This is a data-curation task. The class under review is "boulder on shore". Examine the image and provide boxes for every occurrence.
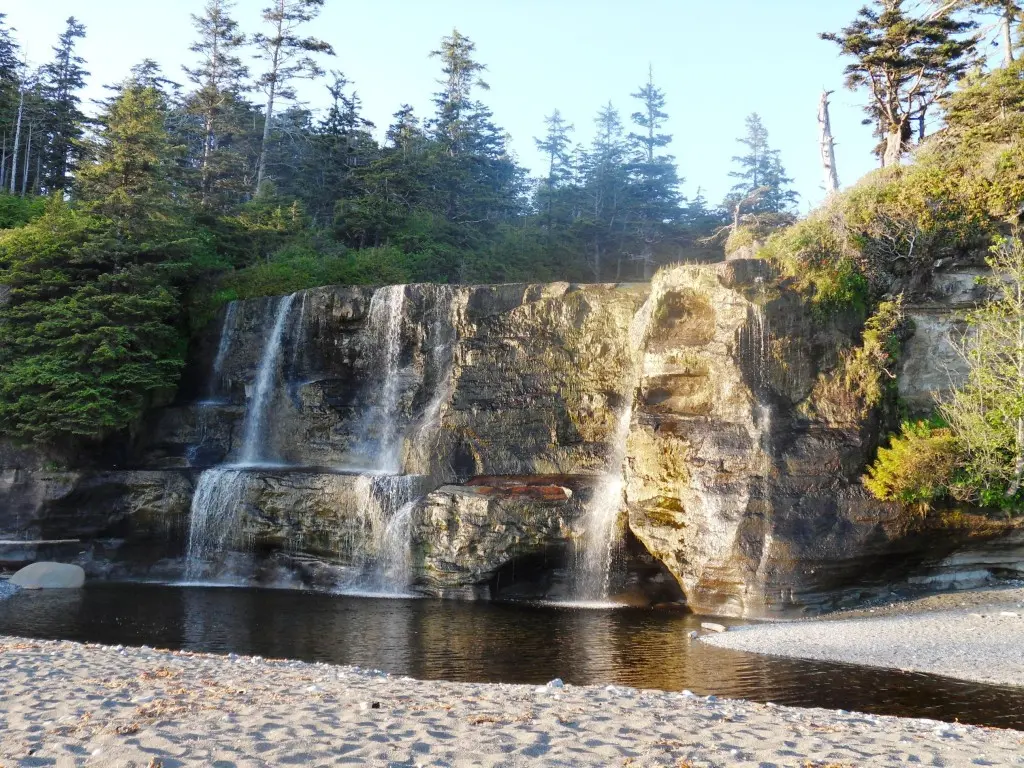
[10,562,85,590]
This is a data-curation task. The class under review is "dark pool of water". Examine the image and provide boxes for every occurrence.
[2,583,1023,730]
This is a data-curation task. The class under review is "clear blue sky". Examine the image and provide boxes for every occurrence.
[6,0,884,209]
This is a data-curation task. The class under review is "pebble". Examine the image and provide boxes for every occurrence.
[547,678,565,688]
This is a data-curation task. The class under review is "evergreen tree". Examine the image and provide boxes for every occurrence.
[726,113,798,214]
[296,72,377,225]
[77,78,189,243]
[252,0,334,193]
[183,0,250,209]
[0,78,195,445]
[39,17,88,193]
[427,30,523,229]
[533,109,574,227]
[577,102,630,280]
[535,109,574,189]
[339,105,427,248]
[937,1,1021,66]
[822,0,978,166]
[626,67,682,275]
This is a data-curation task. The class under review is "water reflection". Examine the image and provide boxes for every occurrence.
[2,584,1023,730]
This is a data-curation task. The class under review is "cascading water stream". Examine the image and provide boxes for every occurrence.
[574,283,664,603]
[202,301,238,403]
[364,285,407,473]
[354,285,461,595]
[743,303,774,474]
[239,292,297,466]
[407,286,461,477]
[184,293,296,581]
[183,468,248,582]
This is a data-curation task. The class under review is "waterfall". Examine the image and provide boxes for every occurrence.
[364,285,408,473]
[574,284,663,603]
[344,474,422,595]
[743,304,774,475]
[184,468,248,581]
[743,304,770,392]
[238,293,296,466]
[184,294,294,580]
[204,301,238,402]
[407,286,460,477]
[376,500,417,593]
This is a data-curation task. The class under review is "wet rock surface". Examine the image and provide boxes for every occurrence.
[2,262,1022,615]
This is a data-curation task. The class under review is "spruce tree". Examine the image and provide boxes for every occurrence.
[727,113,798,215]
[578,103,629,280]
[937,1,1021,66]
[252,0,334,193]
[626,67,681,275]
[427,30,522,230]
[338,105,427,248]
[533,109,574,227]
[300,72,377,224]
[183,0,250,209]
[0,13,21,190]
[822,0,978,166]
[39,17,88,194]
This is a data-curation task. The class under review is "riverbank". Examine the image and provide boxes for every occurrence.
[1,636,1022,767]
[704,585,1024,689]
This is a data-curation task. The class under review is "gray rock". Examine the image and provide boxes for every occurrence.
[10,562,85,589]
[701,622,728,633]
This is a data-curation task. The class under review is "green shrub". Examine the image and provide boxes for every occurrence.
[865,419,959,509]
[0,193,46,230]
[216,244,415,304]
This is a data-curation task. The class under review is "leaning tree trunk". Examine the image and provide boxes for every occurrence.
[255,84,276,195]
[883,126,904,168]
[818,90,840,196]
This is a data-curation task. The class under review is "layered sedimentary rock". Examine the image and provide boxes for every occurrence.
[2,261,1022,616]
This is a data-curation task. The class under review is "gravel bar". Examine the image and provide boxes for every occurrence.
[704,587,1024,689]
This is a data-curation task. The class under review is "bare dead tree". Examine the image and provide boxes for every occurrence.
[818,90,840,196]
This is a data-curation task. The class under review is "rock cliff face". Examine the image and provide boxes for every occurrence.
[2,261,1021,616]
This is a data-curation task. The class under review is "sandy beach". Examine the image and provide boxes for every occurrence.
[1,635,1023,768]
[704,586,1024,689]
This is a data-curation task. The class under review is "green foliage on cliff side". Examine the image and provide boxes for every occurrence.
[0,193,45,229]
[939,237,1024,511]
[864,419,960,510]
[866,238,1024,515]
[803,298,906,425]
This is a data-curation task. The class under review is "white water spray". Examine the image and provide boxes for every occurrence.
[407,286,461,477]
[364,285,407,472]
[239,293,296,466]
[184,468,248,581]
[575,284,663,602]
